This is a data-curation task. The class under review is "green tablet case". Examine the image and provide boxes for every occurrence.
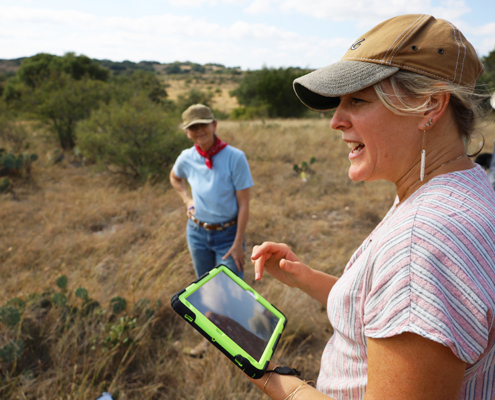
[171,265,287,379]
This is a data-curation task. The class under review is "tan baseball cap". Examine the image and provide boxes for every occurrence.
[182,104,215,129]
[293,14,485,111]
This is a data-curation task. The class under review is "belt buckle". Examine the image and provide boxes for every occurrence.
[203,222,209,230]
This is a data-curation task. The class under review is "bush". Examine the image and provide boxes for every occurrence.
[480,48,495,92]
[230,67,311,118]
[176,88,214,111]
[3,53,110,150]
[230,105,269,120]
[109,71,168,105]
[76,95,189,181]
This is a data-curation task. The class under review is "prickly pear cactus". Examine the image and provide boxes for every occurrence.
[0,150,38,178]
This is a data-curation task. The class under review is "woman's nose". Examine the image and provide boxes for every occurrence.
[330,106,350,131]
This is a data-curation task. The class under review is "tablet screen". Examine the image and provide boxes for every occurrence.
[186,271,280,361]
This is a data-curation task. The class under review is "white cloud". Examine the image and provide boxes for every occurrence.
[243,0,273,14]
[167,0,247,6]
[470,22,495,55]
[244,0,433,22]
[0,4,354,68]
[0,1,492,69]
[431,0,470,21]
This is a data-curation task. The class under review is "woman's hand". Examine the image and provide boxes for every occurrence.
[252,242,339,305]
[186,200,195,218]
[251,242,309,288]
[223,242,245,272]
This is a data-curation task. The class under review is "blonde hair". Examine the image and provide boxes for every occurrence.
[373,70,491,150]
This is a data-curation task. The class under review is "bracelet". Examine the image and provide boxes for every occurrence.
[263,371,274,392]
[283,381,306,400]
[283,380,315,400]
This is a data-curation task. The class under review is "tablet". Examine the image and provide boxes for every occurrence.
[171,265,287,379]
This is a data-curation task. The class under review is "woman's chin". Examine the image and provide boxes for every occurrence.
[348,167,366,182]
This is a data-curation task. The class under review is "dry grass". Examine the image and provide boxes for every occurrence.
[1,116,494,399]
[163,77,240,114]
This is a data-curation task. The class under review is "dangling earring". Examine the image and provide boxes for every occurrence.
[420,130,426,181]
[420,119,433,181]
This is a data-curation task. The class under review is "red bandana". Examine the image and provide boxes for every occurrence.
[195,136,227,169]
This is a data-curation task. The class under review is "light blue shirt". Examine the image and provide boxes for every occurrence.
[173,145,253,223]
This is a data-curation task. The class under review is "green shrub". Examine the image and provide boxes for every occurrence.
[76,95,189,181]
[230,105,269,120]
[3,53,110,150]
[230,67,312,118]
[176,88,214,110]
[479,48,495,91]
[109,71,168,105]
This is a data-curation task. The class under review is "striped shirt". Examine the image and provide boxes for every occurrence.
[317,165,495,399]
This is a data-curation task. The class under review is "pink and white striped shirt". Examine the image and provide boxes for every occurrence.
[318,165,495,399]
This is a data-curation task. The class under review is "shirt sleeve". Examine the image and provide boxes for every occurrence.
[172,151,188,179]
[231,150,254,191]
[363,208,490,364]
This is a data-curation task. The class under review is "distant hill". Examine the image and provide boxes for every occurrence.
[0,56,242,78]
[0,58,25,77]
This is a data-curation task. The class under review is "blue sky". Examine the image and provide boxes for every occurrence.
[0,0,494,70]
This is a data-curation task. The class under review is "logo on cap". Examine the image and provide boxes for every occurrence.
[350,39,365,50]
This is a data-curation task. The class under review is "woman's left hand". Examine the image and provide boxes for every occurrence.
[223,243,245,272]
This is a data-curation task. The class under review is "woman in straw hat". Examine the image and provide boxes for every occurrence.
[248,14,495,400]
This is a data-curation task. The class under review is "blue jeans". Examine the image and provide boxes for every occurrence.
[186,218,244,279]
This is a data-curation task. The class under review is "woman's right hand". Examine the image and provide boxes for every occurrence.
[251,242,310,289]
[186,200,195,218]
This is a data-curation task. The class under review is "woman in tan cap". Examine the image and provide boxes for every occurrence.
[248,14,495,400]
[170,104,253,281]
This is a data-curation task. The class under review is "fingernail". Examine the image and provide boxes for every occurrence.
[255,272,260,280]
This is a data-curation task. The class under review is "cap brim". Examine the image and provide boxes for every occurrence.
[293,60,399,111]
[183,118,215,130]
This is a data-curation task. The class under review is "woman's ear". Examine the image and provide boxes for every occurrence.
[417,90,451,131]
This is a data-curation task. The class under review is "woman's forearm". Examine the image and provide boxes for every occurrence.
[234,188,250,246]
[298,268,339,305]
[170,169,193,206]
[249,362,335,400]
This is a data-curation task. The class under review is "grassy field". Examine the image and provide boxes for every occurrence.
[1,115,494,399]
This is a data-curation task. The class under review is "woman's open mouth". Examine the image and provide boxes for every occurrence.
[347,142,365,154]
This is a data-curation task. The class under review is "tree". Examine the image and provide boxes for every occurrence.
[3,53,110,149]
[76,95,189,181]
[165,63,182,74]
[230,67,311,118]
[479,48,495,92]
[175,88,214,111]
[27,76,109,149]
[109,71,168,105]
[4,52,108,96]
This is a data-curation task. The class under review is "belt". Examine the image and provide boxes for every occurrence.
[190,215,237,231]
